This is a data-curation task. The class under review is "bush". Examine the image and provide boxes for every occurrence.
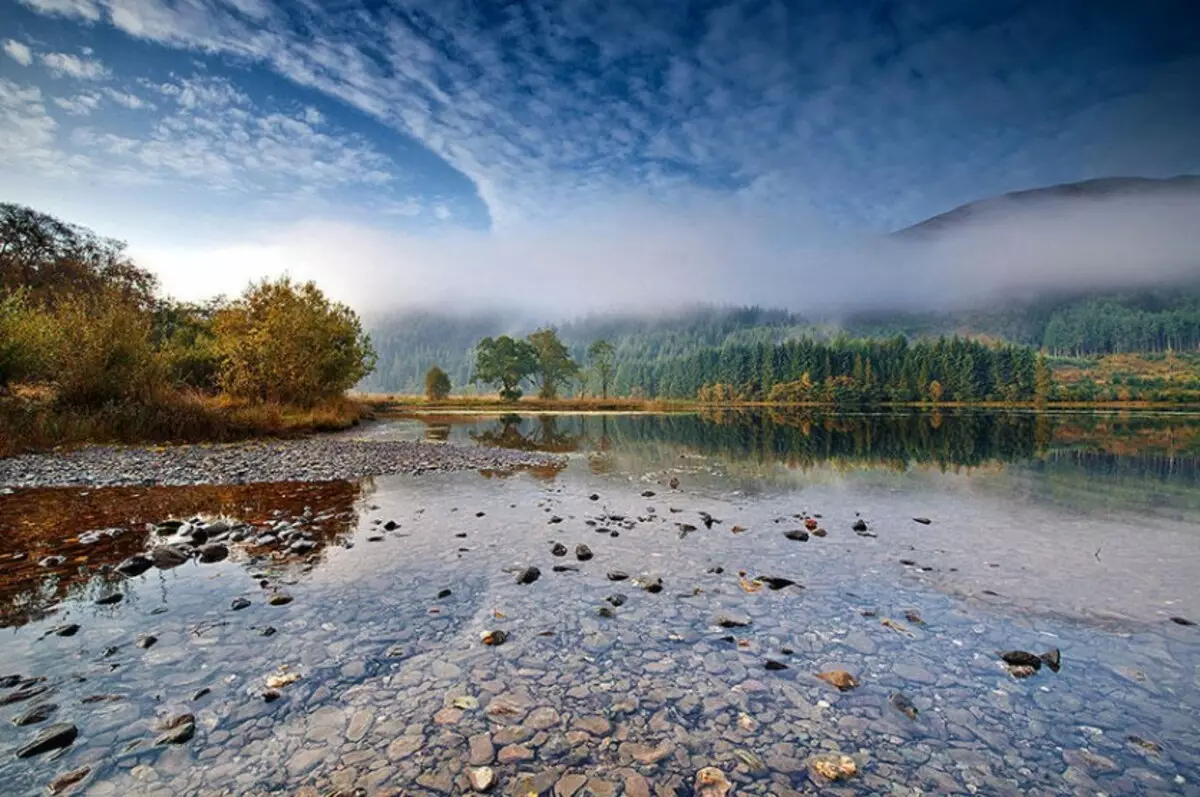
[0,290,50,392]
[424,365,452,400]
[213,277,376,406]
[46,290,164,407]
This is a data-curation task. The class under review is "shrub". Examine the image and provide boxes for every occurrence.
[0,290,50,392]
[45,290,164,407]
[213,277,376,406]
[424,365,452,400]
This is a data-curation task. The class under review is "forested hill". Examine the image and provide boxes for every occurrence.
[361,290,1200,394]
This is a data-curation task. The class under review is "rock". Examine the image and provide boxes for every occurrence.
[259,626,277,637]
[784,529,809,542]
[1008,664,1038,678]
[231,598,251,611]
[639,578,664,594]
[693,767,731,797]
[851,519,868,532]
[760,577,797,590]
[12,702,56,726]
[436,588,453,599]
[669,477,680,489]
[641,490,656,497]
[136,635,157,649]
[267,594,293,606]
[812,527,827,537]
[116,555,153,577]
[266,671,301,689]
[597,606,616,618]
[289,540,315,554]
[383,520,399,531]
[556,773,588,797]
[1128,735,1162,755]
[52,624,80,637]
[715,613,751,628]
[517,567,541,585]
[497,743,533,764]
[589,494,600,501]
[764,660,789,671]
[551,543,568,557]
[433,707,463,725]
[154,713,196,745]
[574,715,611,736]
[624,772,651,797]
[94,593,123,606]
[913,517,932,525]
[468,766,496,792]
[150,545,192,569]
[468,733,495,765]
[262,690,280,702]
[815,670,859,691]
[16,723,77,758]
[808,753,857,782]
[1000,650,1042,669]
[549,516,563,524]
[606,570,628,581]
[575,544,593,561]
[888,691,919,719]
[553,565,579,572]
[1169,615,1195,626]
[481,630,508,646]
[904,609,924,625]
[192,688,210,701]
[0,685,48,706]
[48,766,90,794]
[1041,648,1062,672]
[605,594,626,607]
[198,543,228,563]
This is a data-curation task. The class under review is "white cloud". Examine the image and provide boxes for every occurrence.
[0,78,81,175]
[3,40,34,66]
[53,92,102,115]
[104,87,153,109]
[40,51,111,80]
[17,0,101,21]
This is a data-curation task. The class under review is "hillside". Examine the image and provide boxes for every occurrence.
[363,175,1200,394]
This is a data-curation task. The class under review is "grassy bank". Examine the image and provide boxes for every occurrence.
[0,392,371,458]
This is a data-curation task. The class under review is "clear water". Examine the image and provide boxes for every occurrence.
[1,410,1198,796]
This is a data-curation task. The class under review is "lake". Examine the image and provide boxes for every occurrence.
[1,409,1198,796]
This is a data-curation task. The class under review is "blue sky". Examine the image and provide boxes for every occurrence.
[1,0,1198,309]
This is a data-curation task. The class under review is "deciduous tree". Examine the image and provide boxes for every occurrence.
[424,365,452,400]
[588,339,616,398]
[473,335,539,401]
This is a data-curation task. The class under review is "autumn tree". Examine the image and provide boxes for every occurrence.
[528,328,579,399]
[213,277,376,406]
[473,335,539,401]
[424,365,452,400]
[587,339,616,398]
[0,290,49,393]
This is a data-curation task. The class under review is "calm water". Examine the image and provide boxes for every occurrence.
[1,410,1198,796]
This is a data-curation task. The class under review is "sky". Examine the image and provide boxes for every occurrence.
[2,0,1199,313]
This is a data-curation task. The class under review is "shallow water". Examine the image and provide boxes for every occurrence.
[1,410,1199,796]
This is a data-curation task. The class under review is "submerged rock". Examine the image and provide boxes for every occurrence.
[889,692,919,719]
[816,670,859,691]
[1041,648,1062,672]
[516,567,541,585]
[198,543,229,563]
[606,570,629,581]
[116,555,153,577]
[808,753,857,782]
[48,766,90,794]
[230,598,251,611]
[468,766,496,792]
[1000,651,1042,670]
[94,593,123,606]
[150,546,191,569]
[784,529,809,542]
[764,660,789,671]
[693,767,731,797]
[481,630,508,647]
[12,702,56,726]
[16,723,77,758]
[154,713,196,745]
[1169,616,1196,626]
[715,613,752,628]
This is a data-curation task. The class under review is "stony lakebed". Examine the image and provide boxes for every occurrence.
[0,412,1198,796]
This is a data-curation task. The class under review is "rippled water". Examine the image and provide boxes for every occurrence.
[1,410,1198,796]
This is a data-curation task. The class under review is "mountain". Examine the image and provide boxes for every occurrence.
[362,176,1200,394]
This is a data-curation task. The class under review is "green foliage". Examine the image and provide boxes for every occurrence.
[472,335,539,401]
[528,328,579,399]
[45,290,164,407]
[153,298,224,391]
[213,277,377,406]
[0,290,49,391]
[587,339,616,398]
[424,365,452,400]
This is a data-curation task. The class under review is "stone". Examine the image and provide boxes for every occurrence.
[267,594,294,606]
[784,529,809,541]
[815,670,859,691]
[624,741,673,765]
[624,772,651,797]
[851,519,868,532]
[526,707,561,730]
[136,635,157,650]
[231,598,251,611]
[116,555,152,577]
[481,630,508,646]
[53,624,80,637]
[808,753,857,782]
[693,767,731,797]
[764,660,789,671]
[16,723,77,758]
[888,692,919,719]
[151,545,192,569]
[48,766,90,794]
[468,766,496,792]
[198,543,229,563]
[386,736,423,760]
[1008,664,1038,678]
[154,713,196,745]
[1000,650,1042,669]
[913,517,932,524]
[517,567,542,585]
[468,732,495,765]
[606,594,627,607]
[575,544,593,561]
[606,571,628,581]
[433,707,463,725]
[94,593,123,606]
[715,613,751,628]
[552,543,568,557]
[555,773,588,797]
[1041,648,1062,672]
[573,715,611,736]
[497,743,534,764]
[346,709,373,742]
[12,702,56,726]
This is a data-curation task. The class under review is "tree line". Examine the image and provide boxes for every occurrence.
[1,202,376,442]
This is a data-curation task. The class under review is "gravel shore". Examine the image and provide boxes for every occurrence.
[0,438,564,489]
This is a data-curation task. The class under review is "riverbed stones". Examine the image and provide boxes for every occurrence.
[468,732,495,765]
[517,567,542,585]
[575,544,593,561]
[16,722,77,758]
[468,766,496,792]
[497,743,534,764]
[230,598,251,611]
[482,630,508,646]
[48,766,90,794]
[551,543,568,557]
[154,714,196,745]
[12,702,56,726]
[693,767,731,797]
[573,715,611,736]
[116,555,153,577]
[816,670,859,691]
[808,753,857,782]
